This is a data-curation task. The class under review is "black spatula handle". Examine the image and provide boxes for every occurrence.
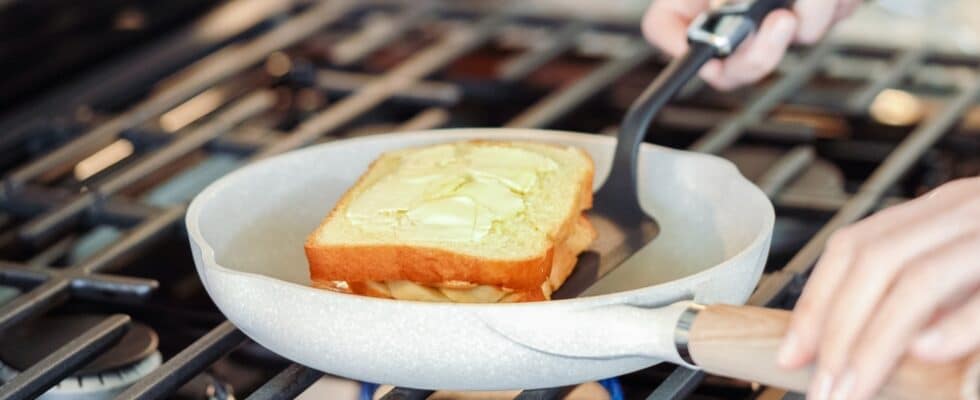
[687,0,794,56]
[599,0,793,217]
[742,0,795,25]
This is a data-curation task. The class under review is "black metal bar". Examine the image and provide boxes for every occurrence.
[0,185,160,224]
[317,70,461,105]
[121,128,185,149]
[0,261,50,287]
[379,387,434,400]
[748,270,800,307]
[70,273,159,301]
[2,0,354,191]
[0,278,70,334]
[331,4,435,67]
[754,146,815,198]
[27,236,76,266]
[92,199,164,228]
[644,368,705,400]
[0,232,15,253]
[115,320,247,400]
[828,43,978,68]
[498,21,588,82]
[208,134,281,157]
[846,49,922,113]
[14,195,91,245]
[691,41,836,154]
[0,314,130,400]
[71,206,186,274]
[514,386,575,400]
[245,364,325,400]
[254,12,508,159]
[505,43,654,129]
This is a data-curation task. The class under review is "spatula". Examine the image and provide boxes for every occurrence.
[552,0,792,298]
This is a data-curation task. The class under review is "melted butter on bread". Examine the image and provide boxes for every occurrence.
[345,144,558,242]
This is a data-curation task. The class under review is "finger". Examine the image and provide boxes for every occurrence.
[697,60,728,90]
[811,199,980,397]
[913,290,980,362]
[782,206,932,369]
[641,0,752,91]
[833,0,862,21]
[793,0,839,44]
[642,0,711,57]
[778,227,855,370]
[712,10,797,89]
[780,180,980,369]
[841,232,980,400]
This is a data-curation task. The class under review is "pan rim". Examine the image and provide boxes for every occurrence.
[186,128,775,310]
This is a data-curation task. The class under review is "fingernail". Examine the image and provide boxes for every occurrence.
[772,16,796,43]
[830,369,855,400]
[811,371,834,400]
[777,331,797,366]
[914,329,943,353]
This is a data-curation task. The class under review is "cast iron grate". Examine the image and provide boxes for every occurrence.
[0,1,977,399]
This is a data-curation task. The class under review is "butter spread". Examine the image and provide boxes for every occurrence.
[345,144,559,242]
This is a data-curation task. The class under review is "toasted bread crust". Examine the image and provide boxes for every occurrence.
[310,214,595,301]
[305,140,595,301]
[306,244,555,290]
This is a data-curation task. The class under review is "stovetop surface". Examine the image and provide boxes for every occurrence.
[0,1,977,400]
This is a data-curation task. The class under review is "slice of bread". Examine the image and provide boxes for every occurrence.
[304,140,596,302]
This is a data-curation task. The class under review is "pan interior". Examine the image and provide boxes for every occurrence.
[202,129,766,299]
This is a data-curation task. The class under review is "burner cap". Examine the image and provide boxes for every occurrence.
[0,314,157,374]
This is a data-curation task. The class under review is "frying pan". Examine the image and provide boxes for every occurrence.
[186,129,978,399]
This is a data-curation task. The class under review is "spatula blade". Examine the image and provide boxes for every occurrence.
[551,212,658,299]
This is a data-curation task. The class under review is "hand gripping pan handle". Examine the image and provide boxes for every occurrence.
[681,304,980,400]
[487,302,979,399]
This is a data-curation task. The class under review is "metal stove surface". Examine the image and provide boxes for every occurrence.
[0,1,977,400]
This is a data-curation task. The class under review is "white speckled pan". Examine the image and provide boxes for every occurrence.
[186,128,775,390]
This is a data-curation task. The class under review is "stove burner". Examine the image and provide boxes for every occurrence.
[0,314,156,373]
[0,315,162,400]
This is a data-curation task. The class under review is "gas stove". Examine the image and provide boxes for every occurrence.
[0,1,977,400]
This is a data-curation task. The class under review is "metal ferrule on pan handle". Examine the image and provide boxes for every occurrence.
[687,1,760,56]
[673,303,706,366]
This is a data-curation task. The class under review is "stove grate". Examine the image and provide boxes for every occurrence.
[0,1,977,400]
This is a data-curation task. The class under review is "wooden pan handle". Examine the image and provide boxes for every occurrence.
[687,304,980,400]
